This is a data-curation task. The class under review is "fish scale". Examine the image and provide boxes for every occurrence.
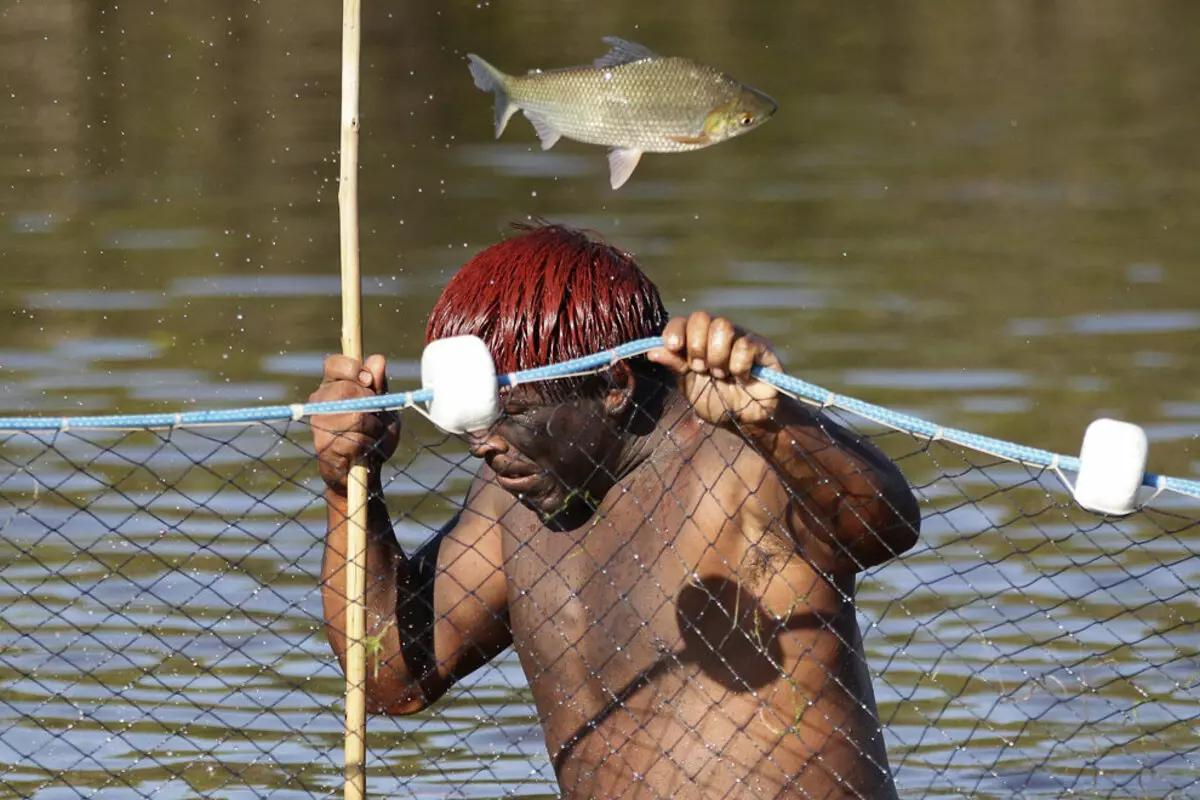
[466,37,777,189]
[510,60,735,153]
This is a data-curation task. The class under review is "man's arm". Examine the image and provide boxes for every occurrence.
[649,312,921,573]
[320,474,512,713]
[736,397,920,572]
[312,354,513,714]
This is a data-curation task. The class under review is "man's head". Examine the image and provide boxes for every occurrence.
[425,222,670,527]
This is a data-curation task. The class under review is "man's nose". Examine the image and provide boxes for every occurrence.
[466,430,508,459]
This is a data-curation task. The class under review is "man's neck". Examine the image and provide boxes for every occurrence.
[539,390,697,534]
[610,390,699,481]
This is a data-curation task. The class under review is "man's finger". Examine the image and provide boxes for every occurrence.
[321,354,365,385]
[685,311,711,372]
[756,336,783,373]
[312,409,381,438]
[648,317,690,373]
[730,335,780,379]
[363,354,389,394]
[646,346,689,374]
[707,318,735,379]
[661,317,688,353]
[729,336,756,378]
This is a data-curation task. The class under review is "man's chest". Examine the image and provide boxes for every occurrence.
[499,487,719,692]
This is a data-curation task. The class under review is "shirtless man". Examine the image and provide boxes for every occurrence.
[310,223,921,799]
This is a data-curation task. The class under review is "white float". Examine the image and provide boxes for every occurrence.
[1071,418,1148,517]
[420,335,501,434]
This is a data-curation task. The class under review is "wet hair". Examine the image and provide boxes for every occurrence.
[425,222,670,403]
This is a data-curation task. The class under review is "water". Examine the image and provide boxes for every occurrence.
[1,1,1198,797]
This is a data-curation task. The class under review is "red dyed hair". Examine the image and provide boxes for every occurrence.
[425,222,668,398]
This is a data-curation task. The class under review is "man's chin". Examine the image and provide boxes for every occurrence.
[529,489,597,532]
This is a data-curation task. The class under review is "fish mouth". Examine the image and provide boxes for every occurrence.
[757,90,779,119]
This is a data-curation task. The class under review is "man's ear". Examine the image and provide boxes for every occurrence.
[603,361,636,418]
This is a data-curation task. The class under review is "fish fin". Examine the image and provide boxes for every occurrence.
[607,147,643,190]
[666,134,711,145]
[594,37,660,68]
[522,109,562,151]
[467,54,519,138]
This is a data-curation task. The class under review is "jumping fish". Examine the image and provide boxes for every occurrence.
[466,37,777,189]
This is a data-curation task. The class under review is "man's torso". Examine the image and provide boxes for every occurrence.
[495,424,897,799]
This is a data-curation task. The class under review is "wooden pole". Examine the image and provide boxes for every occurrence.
[337,1,368,798]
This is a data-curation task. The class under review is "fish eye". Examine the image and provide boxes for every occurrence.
[740,113,755,126]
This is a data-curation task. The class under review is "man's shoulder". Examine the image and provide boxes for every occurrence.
[652,422,779,498]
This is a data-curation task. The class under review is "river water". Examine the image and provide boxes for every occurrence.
[0,1,1197,798]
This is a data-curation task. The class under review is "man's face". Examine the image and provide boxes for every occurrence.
[469,384,623,528]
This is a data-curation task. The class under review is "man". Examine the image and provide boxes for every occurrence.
[310,223,920,799]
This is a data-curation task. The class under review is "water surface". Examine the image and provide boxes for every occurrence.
[1,1,1197,797]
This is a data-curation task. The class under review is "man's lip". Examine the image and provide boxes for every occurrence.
[486,456,535,478]
[494,472,543,493]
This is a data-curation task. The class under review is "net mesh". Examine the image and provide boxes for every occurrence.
[1,382,1196,799]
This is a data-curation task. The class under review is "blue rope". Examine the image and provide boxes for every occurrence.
[1,336,1196,499]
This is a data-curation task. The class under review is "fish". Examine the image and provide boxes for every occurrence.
[466,36,777,190]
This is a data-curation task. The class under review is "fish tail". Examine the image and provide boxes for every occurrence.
[466,54,518,138]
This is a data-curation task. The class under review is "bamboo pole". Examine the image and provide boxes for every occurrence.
[337,0,368,798]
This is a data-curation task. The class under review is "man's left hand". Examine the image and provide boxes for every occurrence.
[648,311,782,428]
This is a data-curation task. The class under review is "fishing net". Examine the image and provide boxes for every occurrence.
[0,369,1197,799]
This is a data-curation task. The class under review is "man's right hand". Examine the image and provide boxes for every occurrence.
[309,354,401,495]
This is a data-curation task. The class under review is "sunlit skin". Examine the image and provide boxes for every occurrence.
[311,310,920,799]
